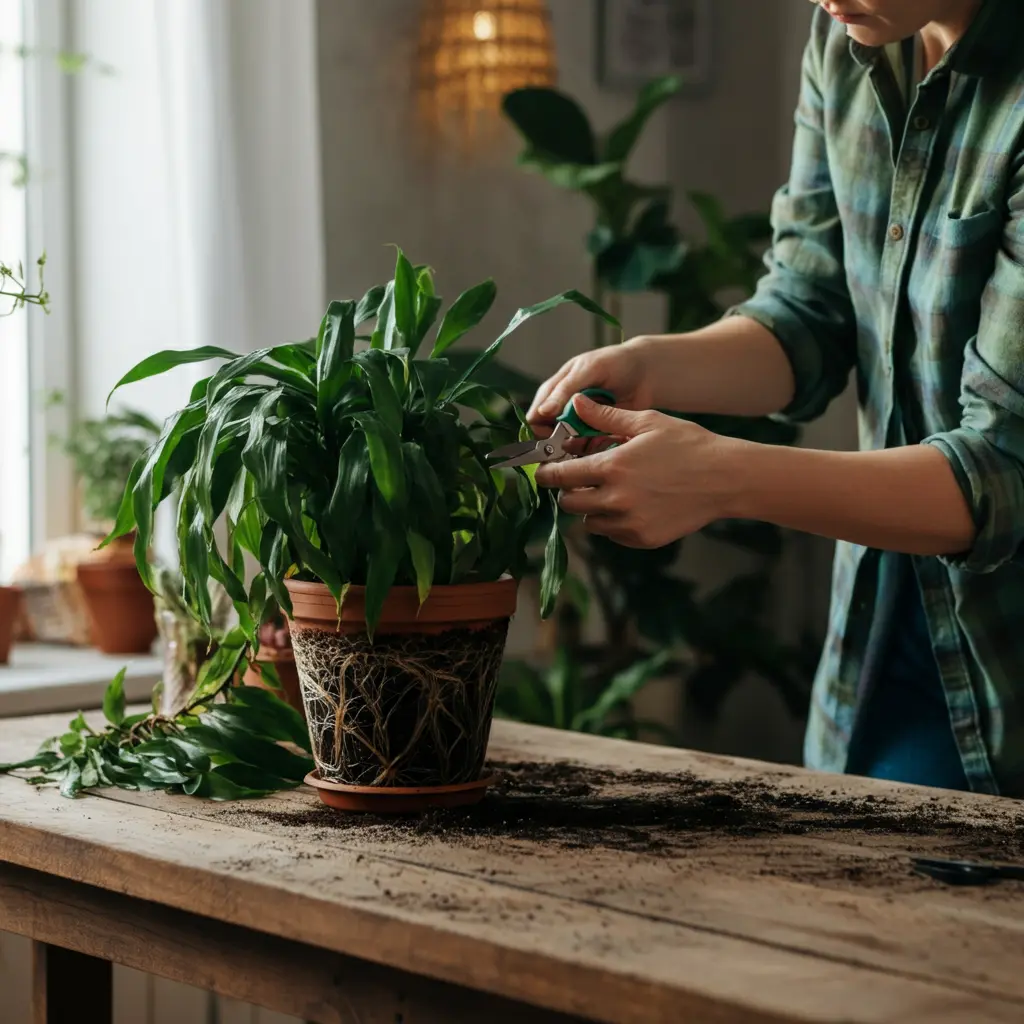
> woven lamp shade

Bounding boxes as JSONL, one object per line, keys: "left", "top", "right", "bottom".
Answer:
{"left": 416, "top": 0, "right": 557, "bottom": 150}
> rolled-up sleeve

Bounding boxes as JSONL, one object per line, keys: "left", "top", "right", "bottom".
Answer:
{"left": 923, "top": 170, "right": 1024, "bottom": 574}
{"left": 726, "top": 11, "right": 857, "bottom": 424}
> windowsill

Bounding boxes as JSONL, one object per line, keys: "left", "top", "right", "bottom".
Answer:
{"left": 0, "top": 644, "right": 162, "bottom": 718}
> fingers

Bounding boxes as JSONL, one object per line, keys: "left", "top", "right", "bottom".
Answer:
{"left": 528, "top": 361, "right": 601, "bottom": 427}
{"left": 570, "top": 394, "right": 654, "bottom": 436}
{"left": 527, "top": 362, "right": 573, "bottom": 426}
{"left": 535, "top": 451, "right": 612, "bottom": 491}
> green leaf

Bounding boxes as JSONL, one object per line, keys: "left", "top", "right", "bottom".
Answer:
{"left": 185, "top": 632, "right": 246, "bottom": 709}
{"left": 106, "top": 346, "right": 234, "bottom": 407}
{"left": 355, "top": 284, "right": 387, "bottom": 326}
{"left": 102, "top": 668, "right": 127, "bottom": 727}
{"left": 356, "top": 412, "right": 407, "bottom": 511}
{"left": 365, "top": 498, "right": 405, "bottom": 639}
{"left": 391, "top": 247, "right": 418, "bottom": 348}
{"left": 414, "top": 295, "right": 443, "bottom": 356}
{"left": 502, "top": 87, "right": 597, "bottom": 165}
{"left": 354, "top": 349, "right": 403, "bottom": 436}
{"left": 370, "top": 281, "right": 396, "bottom": 350}
{"left": 59, "top": 759, "right": 83, "bottom": 798}
{"left": 412, "top": 359, "right": 451, "bottom": 411}
{"left": 406, "top": 530, "right": 435, "bottom": 606}
{"left": 188, "top": 714, "right": 312, "bottom": 781}
{"left": 539, "top": 490, "right": 567, "bottom": 619}
{"left": 316, "top": 300, "right": 356, "bottom": 428}
{"left": 0, "top": 751, "right": 61, "bottom": 773}
{"left": 193, "top": 770, "right": 273, "bottom": 801}
{"left": 320, "top": 429, "right": 370, "bottom": 579}
{"left": 517, "top": 152, "right": 622, "bottom": 190}
{"left": 431, "top": 280, "right": 497, "bottom": 357}
{"left": 603, "top": 75, "right": 682, "bottom": 163}
{"left": 229, "top": 685, "right": 311, "bottom": 750}
{"left": 443, "top": 290, "right": 621, "bottom": 402}
{"left": 212, "top": 761, "right": 302, "bottom": 793}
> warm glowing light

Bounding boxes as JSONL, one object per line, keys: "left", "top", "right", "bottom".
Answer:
{"left": 416, "top": 0, "right": 558, "bottom": 153}
{"left": 472, "top": 11, "right": 496, "bottom": 40}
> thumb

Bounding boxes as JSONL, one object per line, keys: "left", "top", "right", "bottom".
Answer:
{"left": 572, "top": 393, "right": 652, "bottom": 436}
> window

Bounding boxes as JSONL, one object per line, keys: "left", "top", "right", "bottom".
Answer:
{"left": 0, "top": 0, "right": 31, "bottom": 581}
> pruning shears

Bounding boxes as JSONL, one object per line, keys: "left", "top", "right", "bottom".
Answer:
{"left": 486, "top": 388, "right": 616, "bottom": 470}
{"left": 911, "top": 856, "right": 1024, "bottom": 887}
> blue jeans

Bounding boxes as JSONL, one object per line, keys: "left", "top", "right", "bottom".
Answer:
{"left": 844, "top": 554, "right": 969, "bottom": 791}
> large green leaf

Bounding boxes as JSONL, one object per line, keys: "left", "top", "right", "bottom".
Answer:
{"left": 572, "top": 652, "right": 671, "bottom": 733}
{"left": 320, "top": 429, "right": 370, "bottom": 579}
{"left": 391, "top": 247, "right": 418, "bottom": 349}
{"left": 502, "top": 87, "right": 597, "bottom": 165}
{"left": 431, "top": 280, "right": 497, "bottom": 357}
{"left": 603, "top": 76, "right": 682, "bottom": 163}
{"left": 229, "top": 685, "right": 310, "bottom": 750}
{"left": 370, "top": 281, "right": 396, "bottom": 350}
{"left": 356, "top": 412, "right": 406, "bottom": 511}
{"left": 442, "top": 290, "right": 621, "bottom": 401}
{"left": 539, "top": 490, "right": 567, "bottom": 618}
{"left": 316, "top": 300, "right": 356, "bottom": 428}
{"left": 353, "top": 349, "right": 403, "bottom": 436}
{"left": 364, "top": 498, "right": 405, "bottom": 639}
{"left": 106, "top": 346, "right": 234, "bottom": 406}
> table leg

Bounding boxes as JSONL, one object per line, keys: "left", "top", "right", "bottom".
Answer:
{"left": 32, "top": 941, "right": 113, "bottom": 1024}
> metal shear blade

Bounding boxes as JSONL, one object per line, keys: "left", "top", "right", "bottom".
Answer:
{"left": 487, "top": 424, "right": 574, "bottom": 469}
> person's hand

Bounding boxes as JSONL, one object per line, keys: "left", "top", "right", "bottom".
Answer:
{"left": 534, "top": 394, "right": 741, "bottom": 549}
{"left": 527, "top": 337, "right": 657, "bottom": 434}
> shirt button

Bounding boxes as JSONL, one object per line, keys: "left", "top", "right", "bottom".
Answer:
{"left": 913, "top": 115, "right": 931, "bottom": 130}
{"left": 889, "top": 224, "right": 905, "bottom": 241}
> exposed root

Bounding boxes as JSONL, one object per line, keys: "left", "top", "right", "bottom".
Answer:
{"left": 291, "top": 621, "right": 508, "bottom": 787}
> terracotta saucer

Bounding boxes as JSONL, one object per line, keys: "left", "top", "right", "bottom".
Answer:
{"left": 303, "top": 769, "right": 495, "bottom": 814}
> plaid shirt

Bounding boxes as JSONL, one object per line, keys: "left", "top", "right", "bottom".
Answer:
{"left": 731, "top": 0, "right": 1024, "bottom": 796}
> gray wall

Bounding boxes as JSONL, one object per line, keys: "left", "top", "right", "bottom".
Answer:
{"left": 315, "top": 0, "right": 858, "bottom": 764}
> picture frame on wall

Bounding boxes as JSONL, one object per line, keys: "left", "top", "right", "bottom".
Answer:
{"left": 596, "top": 0, "right": 713, "bottom": 92}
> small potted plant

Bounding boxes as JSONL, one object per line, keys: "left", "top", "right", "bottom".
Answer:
{"left": 103, "top": 248, "right": 617, "bottom": 811}
{"left": 63, "top": 408, "right": 162, "bottom": 654}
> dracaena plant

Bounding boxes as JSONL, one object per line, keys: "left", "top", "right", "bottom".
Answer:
{"left": 101, "top": 248, "right": 619, "bottom": 705}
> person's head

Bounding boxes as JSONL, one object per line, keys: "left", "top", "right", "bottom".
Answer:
{"left": 810, "top": 0, "right": 982, "bottom": 48}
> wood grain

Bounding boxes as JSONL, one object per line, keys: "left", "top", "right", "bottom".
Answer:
{"left": 2, "top": 713, "right": 1023, "bottom": 1024}
{"left": 0, "top": 863, "right": 584, "bottom": 1024}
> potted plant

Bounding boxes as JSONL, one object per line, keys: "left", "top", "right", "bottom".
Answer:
{"left": 62, "top": 407, "right": 162, "bottom": 654}
{"left": 101, "top": 248, "right": 617, "bottom": 812}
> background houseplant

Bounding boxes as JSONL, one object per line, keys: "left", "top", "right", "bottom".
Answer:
{"left": 476, "top": 76, "right": 815, "bottom": 739}
{"left": 59, "top": 406, "right": 162, "bottom": 654}
{"left": 95, "top": 246, "right": 617, "bottom": 803}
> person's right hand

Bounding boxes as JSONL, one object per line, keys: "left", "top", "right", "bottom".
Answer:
{"left": 526, "top": 337, "right": 658, "bottom": 434}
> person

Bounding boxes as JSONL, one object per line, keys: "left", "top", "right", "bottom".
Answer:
{"left": 527, "top": 0, "right": 1024, "bottom": 797}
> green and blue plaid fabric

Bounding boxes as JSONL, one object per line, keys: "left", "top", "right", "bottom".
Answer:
{"left": 731, "top": 0, "right": 1024, "bottom": 795}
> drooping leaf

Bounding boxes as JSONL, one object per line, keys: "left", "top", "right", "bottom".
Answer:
{"left": 406, "top": 530, "right": 435, "bottom": 606}
{"left": 431, "top": 279, "right": 497, "bottom": 357}
{"left": 539, "top": 490, "right": 567, "bottom": 619}
{"left": 443, "top": 290, "right": 621, "bottom": 402}
{"left": 106, "top": 346, "right": 234, "bottom": 407}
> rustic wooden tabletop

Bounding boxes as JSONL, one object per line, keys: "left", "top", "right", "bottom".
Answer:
{"left": 1, "top": 710, "right": 1023, "bottom": 1024}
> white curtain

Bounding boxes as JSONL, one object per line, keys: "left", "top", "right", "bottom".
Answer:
{"left": 70, "top": 0, "right": 325, "bottom": 560}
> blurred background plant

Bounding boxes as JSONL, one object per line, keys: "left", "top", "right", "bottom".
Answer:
{"left": 474, "top": 75, "right": 817, "bottom": 740}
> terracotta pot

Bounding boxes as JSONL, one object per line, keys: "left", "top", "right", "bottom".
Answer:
{"left": 242, "top": 648, "right": 304, "bottom": 719}
{"left": 0, "top": 586, "right": 22, "bottom": 665}
{"left": 76, "top": 557, "right": 157, "bottom": 655}
{"left": 286, "top": 576, "right": 516, "bottom": 808}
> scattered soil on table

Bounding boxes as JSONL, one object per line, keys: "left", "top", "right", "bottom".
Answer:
{"left": 218, "top": 760, "right": 1024, "bottom": 882}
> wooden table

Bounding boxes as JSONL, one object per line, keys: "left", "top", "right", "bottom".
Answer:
{"left": 1, "top": 711, "right": 1023, "bottom": 1024}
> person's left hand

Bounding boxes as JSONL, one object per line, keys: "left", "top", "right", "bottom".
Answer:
{"left": 534, "top": 393, "right": 740, "bottom": 549}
